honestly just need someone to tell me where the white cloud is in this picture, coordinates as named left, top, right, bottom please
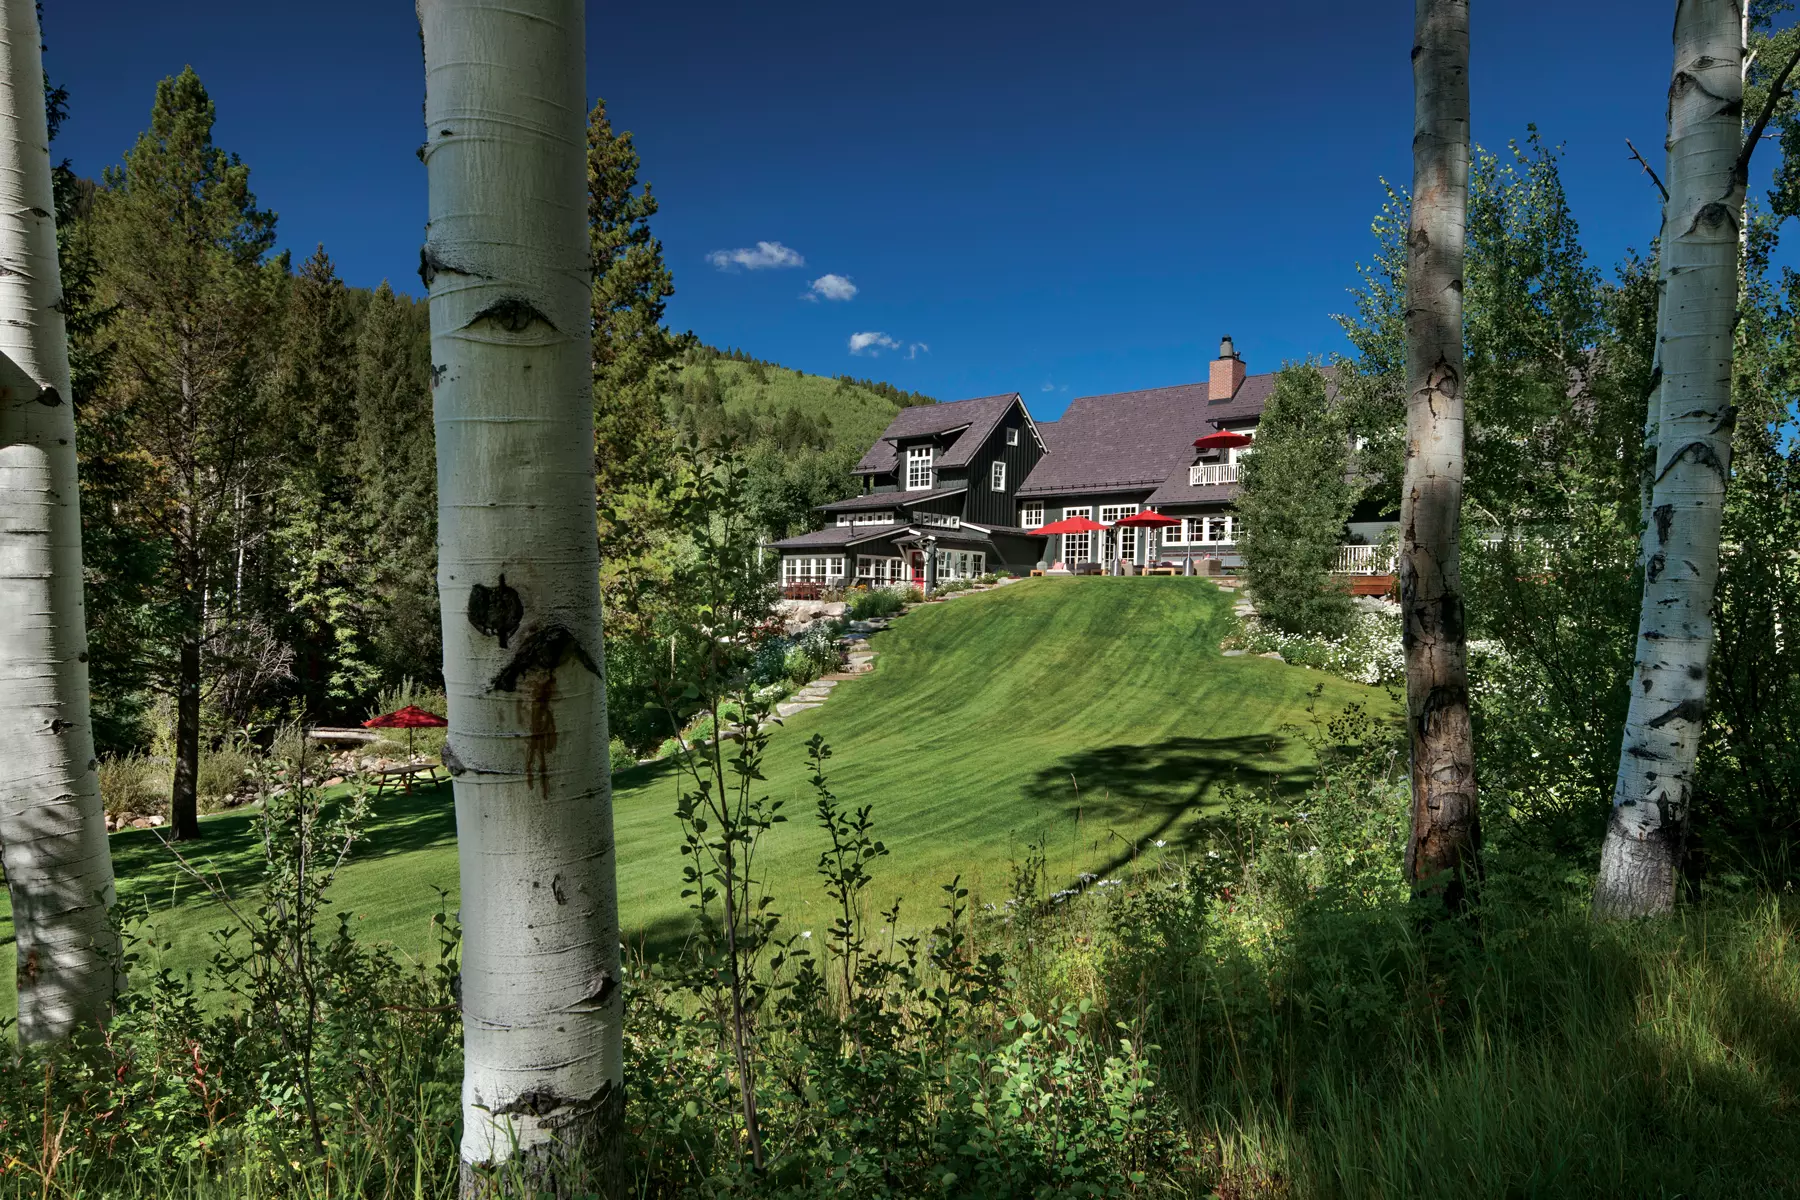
left=1040, top=381, right=1056, bottom=392
left=849, top=331, right=900, bottom=356
left=806, top=273, right=857, bottom=302
left=706, top=240, right=804, bottom=271
left=907, top=342, right=929, bottom=360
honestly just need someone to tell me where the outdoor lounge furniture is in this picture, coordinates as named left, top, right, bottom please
left=1146, top=566, right=1179, bottom=576
left=1075, top=562, right=1103, bottom=576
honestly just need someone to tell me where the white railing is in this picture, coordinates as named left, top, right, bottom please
left=1188, top=462, right=1239, bottom=486
left=1335, top=544, right=1396, bottom=575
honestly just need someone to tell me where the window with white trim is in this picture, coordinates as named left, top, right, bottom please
left=1061, top=506, right=1092, bottom=565
left=905, top=446, right=934, bottom=491
left=856, top=555, right=907, bottom=584
left=934, top=550, right=986, bottom=580
left=1100, top=504, right=1140, bottom=561
left=1006, top=428, right=1020, bottom=446
left=782, top=556, right=845, bottom=583
left=1020, top=502, right=1044, bottom=529
left=990, top=461, right=1006, bottom=491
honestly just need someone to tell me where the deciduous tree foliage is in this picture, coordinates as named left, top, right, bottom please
left=0, top=0, right=120, bottom=1042
left=1236, top=363, right=1356, bottom=638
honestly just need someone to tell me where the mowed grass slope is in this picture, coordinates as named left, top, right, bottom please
left=1, top=578, right=1391, bottom=1013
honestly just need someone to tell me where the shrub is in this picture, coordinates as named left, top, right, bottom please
left=1232, top=604, right=1404, bottom=685
left=97, top=753, right=169, bottom=818
left=783, top=621, right=843, bottom=683
left=196, top=735, right=256, bottom=812
left=846, top=587, right=907, bottom=620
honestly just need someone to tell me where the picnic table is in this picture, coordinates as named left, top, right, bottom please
left=371, top=760, right=450, bottom=796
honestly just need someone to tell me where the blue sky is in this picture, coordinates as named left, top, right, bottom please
left=49, top=2, right=1693, bottom=419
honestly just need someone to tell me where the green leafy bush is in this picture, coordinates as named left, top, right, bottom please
left=97, top=753, right=169, bottom=818
left=846, top=586, right=907, bottom=620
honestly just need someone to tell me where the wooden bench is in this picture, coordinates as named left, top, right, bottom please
left=371, top=761, right=449, bottom=796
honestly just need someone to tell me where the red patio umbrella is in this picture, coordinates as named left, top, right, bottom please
left=363, top=704, right=448, bottom=757
left=1110, top=508, right=1180, bottom=529
left=1193, top=429, right=1254, bottom=451
left=1033, top=514, right=1107, bottom=536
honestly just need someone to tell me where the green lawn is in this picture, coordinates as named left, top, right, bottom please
left=1, top=577, right=1391, bottom=1014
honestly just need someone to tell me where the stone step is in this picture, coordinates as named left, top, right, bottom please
left=776, top=701, right=823, bottom=717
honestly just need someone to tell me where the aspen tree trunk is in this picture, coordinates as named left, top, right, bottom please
left=418, top=1, right=623, bottom=1193
left=0, top=0, right=120, bottom=1041
left=1400, top=0, right=1480, bottom=909
left=1595, top=0, right=1745, bottom=920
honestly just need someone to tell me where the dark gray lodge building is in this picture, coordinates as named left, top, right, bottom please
left=771, top=338, right=1395, bottom=590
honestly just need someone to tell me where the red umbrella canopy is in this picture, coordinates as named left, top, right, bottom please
left=1194, top=429, right=1254, bottom=451
left=1111, top=508, right=1181, bottom=529
left=1034, top=515, right=1107, bottom=535
left=363, top=704, right=449, bottom=730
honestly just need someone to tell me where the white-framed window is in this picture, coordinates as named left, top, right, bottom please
left=1006, top=428, right=1020, bottom=446
left=934, top=550, right=986, bottom=580
left=856, top=555, right=907, bottom=584
left=1100, top=504, right=1140, bottom=561
left=1020, top=502, right=1044, bottom=529
left=990, top=461, right=1006, bottom=491
left=782, top=555, right=845, bottom=583
left=1060, top=507, right=1093, bottom=565
left=906, top=445, right=934, bottom=491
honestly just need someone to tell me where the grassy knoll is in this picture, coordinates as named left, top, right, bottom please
left=670, top=354, right=924, bottom=454
left=0, top=577, right=1389, bottom=1013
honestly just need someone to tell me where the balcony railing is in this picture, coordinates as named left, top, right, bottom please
left=1188, top=462, right=1239, bottom=486
left=1335, top=544, right=1396, bottom=575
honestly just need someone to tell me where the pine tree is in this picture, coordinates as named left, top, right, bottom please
left=1236, top=364, right=1356, bottom=637
left=419, top=1, right=623, bottom=1189
left=271, top=246, right=374, bottom=718
left=0, top=0, right=120, bottom=1041
left=588, top=97, right=683, bottom=638
left=88, top=68, right=281, bottom=840
left=1400, top=0, right=1481, bottom=909
left=352, top=282, right=440, bottom=686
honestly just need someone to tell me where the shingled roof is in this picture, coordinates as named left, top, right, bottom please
left=854, top=393, right=1022, bottom=475
left=1015, top=374, right=1273, bottom=499
left=819, top=485, right=967, bottom=513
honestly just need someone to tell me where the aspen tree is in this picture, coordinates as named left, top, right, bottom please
left=1596, top=1, right=1747, bottom=919
left=0, top=0, right=120, bottom=1041
left=417, top=0, right=623, bottom=1191
left=1400, top=0, right=1481, bottom=908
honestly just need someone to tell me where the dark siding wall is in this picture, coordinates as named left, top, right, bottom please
left=989, top=532, right=1050, bottom=574
left=962, top=403, right=1044, bottom=527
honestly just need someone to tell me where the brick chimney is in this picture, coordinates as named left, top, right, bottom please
left=1209, top=335, right=1245, bottom=401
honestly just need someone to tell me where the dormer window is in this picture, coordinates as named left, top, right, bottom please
left=905, top=445, right=934, bottom=491
left=1006, top=428, right=1020, bottom=446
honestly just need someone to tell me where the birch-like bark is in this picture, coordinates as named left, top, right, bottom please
left=418, top=1, right=622, bottom=1191
left=1595, top=0, right=1745, bottom=920
left=0, top=0, right=120, bottom=1041
left=1400, top=0, right=1480, bottom=908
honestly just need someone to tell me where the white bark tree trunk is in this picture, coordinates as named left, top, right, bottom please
left=418, top=1, right=622, bottom=1190
left=1595, top=0, right=1745, bottom=920
left=1400, top=0, right=1481, bottom=908
left=0, top=0, right=120, bottom=1042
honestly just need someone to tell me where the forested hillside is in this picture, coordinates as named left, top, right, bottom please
left=57, top=71, right=923, bottom=762
left=667, top=345, right=934, bottom=539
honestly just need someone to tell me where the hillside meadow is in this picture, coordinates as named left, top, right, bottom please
left=0, top=577, right=1391, bottom=1017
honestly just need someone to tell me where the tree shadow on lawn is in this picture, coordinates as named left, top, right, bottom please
left=1023, top=734, right=1316, bottom=880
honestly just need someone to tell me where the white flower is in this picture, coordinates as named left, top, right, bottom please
left=800, top=930, right=813, bottom=939
left=1154, top=839, right=1167, bottom=848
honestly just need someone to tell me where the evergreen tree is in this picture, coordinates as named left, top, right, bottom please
left=270, top=246, right=374, bottom=718
left=352, top=282, right=441, bottom=687
left=88, top=67, right=282, bottom=839
left=588, top=96, right=681, bottom=591
left=1236, top=364, right=1356, bottom=637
